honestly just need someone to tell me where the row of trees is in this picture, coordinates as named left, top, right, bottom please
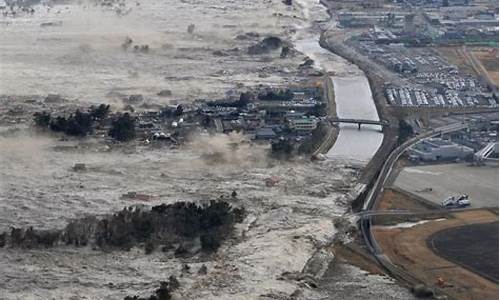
left=33, top=105, right=137, bottom=142
left=1, top=201, right=245, bottom=255
left=257, top=89, right=294, bottom=101
left=33, top=104, right=110, bottom=137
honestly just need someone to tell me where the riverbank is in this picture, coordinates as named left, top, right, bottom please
left=313, top=76, right=338, bottom=156
left=319, top=31, right=399, bottom=186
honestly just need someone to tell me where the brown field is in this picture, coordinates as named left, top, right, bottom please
left=436, top=46, right=477, bottom=75
left=472, top=48, right=499, bottom=87
left=373, top=209, right=499, bottom=300
left=436, top=46, right=498, bottom=88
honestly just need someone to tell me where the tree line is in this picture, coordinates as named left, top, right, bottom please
left=33, top=104, right=137, bottom=142
left=0, top=201, right=245, bottom=256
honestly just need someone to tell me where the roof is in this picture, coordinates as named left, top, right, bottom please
left=255, top=127, right=276, bottom=137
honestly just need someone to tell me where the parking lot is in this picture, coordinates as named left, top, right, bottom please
left=392, top=163, right=499, bottom=208
left=354, top=41, right=498, bottom=108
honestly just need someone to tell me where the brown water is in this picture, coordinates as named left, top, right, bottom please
left=0, top=0, right=414, bottom=298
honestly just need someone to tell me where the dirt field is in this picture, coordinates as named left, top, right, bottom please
left=472, top=48, right=499, bottom=88
left=436, top=47, right=477, bottom=75
left=436, top=46, right=499, bottom=88
left=376, top=187, right=437, bottom=211
left=373, top=209, right=499, bottom=300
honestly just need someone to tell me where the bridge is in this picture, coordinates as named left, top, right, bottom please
left=327, top=117, right=390, bottom=130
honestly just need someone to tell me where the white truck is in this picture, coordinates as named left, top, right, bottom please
left=441, top=194, right=471, bottom=208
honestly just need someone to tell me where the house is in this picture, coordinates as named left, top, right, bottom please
left=255, top=127, right=277, bottom=140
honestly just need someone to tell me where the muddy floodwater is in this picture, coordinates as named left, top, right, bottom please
left=0, top=0, right=411, bottom=299
left=0, top=0, right=305, bottom=104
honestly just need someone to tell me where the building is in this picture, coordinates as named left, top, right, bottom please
left=255, top=127, right=277, bottom=140
left=410, top=138, right=474, bottom=161
left=288, top=117, right=318, bottom=132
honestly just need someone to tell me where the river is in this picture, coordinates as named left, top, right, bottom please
left=293, top=0, right=384, bottom=165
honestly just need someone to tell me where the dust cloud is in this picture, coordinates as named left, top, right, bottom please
left=188, top=132, right=271, bottom=168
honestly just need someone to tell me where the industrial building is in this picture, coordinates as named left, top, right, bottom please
left=410, top=138, right=474, bottom=161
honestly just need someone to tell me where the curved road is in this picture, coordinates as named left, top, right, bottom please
left=359, top=122, right=468, bottom=286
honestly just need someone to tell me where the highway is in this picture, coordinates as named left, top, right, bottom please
left=359, top=122, right=468, bottom=287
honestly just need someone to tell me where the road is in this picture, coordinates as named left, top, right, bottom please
left=359, top=122, right=468, bottom=287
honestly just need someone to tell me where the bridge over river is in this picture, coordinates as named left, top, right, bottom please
left=327, top=117, right=389, bottom=130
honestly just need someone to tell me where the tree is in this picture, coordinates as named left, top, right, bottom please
left=237, top=92, right=252, bottom=108
left=89, top=104, right=110, bottom=121
left=33, top=111, right=51, bottom=128
left=49, top=116, right=68, bottom=132
left=398, top=120, right=414, bottom=145
left=258, top=89, right=293, bottom=101
left=174, top=105, right=184, bottom=117
left=44, top=109, right=93, bottom=136
left=109, top=113, right=136, bottom=142
left=65, top=110, right=93, bottom=136
left=200, top=233, right=220, bottom=252
left=271, top=138, right=294, bottom=159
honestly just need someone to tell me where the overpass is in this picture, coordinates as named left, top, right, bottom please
left=474, top=142, right=499, bottom=165
left=327, top=117, right=390, bottom=130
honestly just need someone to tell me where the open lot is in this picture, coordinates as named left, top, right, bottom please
left=393, top=163, right=499, bottom=208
